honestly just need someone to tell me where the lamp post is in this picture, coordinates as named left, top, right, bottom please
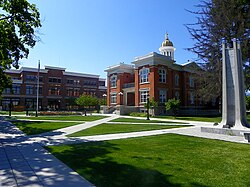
left=102, top=93, right=107, bottom=114
left=102, top=94, right=107, bottom=105
left=8, top=98, right=12, bottom=117
left=146, top=94, right=150, bottom=120
left=118, top=92, right=123, bottom=105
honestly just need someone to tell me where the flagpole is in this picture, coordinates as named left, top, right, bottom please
left=36, top=60, right=40, bottom=117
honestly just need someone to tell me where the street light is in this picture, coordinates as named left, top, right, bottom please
left=118, top=92, right=123, bottom=105
left=146, top=94, right=150, bottom=120
left=102, top=94, right=107, bottom=105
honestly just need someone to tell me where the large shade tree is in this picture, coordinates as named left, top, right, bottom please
left=75, top=94, right=99, bottom=116
left=186, top=0, right=250, bottom=101
left=0, top=0, right=41, bottom=96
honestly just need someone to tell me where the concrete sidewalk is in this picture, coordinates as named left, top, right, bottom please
left=0, top=120, right=94, bottom=187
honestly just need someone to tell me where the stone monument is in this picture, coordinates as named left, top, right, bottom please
left=201, top=39, right=250, bottom=141
left=220, top=39, right=250, bottom=129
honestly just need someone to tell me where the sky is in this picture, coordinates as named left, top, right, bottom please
left=21, top=0, right=201, bottom=79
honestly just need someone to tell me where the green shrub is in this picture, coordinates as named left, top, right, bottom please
left=31, top=111, right=83, bottom=116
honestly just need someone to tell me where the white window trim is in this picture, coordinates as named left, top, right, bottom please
left=159, top=89, right=167, bottom=103
left=110, top=92, right=117, bottom=104
left=110, top=75, right=117, bottom=88
left=140, top=90, right=149, bottom=104
left=159, top=68, right=166, bottom=83
left=139, top=67, right=149, bottom=83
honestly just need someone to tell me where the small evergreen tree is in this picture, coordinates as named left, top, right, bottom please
left=165, top=98, right=181, bottom=118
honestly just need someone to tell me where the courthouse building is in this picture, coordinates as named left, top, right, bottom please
left=1, top=66, right=106, bottom=111
left=105, top=34, right=203, bottom=115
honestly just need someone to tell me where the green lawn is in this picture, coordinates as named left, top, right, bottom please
left=110, top=117, right=186, bottom=124
left=155, top=116, right=222, bottom=122
left=68, top=123, right=190, bottom=137
left=16, top=115, right=107, bottom=121
left=0, top=111, right=26, bottom=115
left=11, top=121, right=80, bottom=135
left=155, top=114, right=250, bottom=123
left=47, top=134, right=250, bottom=187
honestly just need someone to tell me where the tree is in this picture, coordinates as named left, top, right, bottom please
left=0, top=0, right=41, bottom=96
left=186, top=0, right=250, bottom=100
left=246, top=96, right=250, bottom=111
left=144, top=97, right=158, bottom=119
left=165, top=98, right=181, bottom=118
left=75, top=95, right=98, bottom=116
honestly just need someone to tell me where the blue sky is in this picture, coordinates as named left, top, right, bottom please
left=21, top=0, right=200, bottom=78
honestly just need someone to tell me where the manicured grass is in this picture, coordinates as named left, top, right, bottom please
left=47, top=134, right=250, bottom=187
left=155, top=115, right=222, bottom=122
left=110, top=117, right=186, bottom=124
left=11, top=120, right=80, bottom=135
left=68, top=123, right=190, bottom=137
left=0, top=111, right=26, bottom=115
left=16, top=115, right=107, bottom=121
left=155, top=114, right=250, bottom=123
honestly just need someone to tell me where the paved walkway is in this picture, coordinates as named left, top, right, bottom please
left=0, top=120, right=94, bottom=187
left=0, top=114, right=249, bottom=187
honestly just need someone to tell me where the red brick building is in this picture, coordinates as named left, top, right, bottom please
left=1, top=66, right=106, bottom=111
left=105, top=34, right=202, bottom=115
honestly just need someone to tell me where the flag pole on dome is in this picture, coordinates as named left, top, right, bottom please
left=35, top=60, right=40, bottom=117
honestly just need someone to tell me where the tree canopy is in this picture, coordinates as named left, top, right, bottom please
left=186, top=0, right=250, bottom=100
left=0, top=0, right=41, bottom=96
left=165, top=98, right=181, bottom=118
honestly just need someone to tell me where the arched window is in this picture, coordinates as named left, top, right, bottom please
left=175, top=74, right=179, bottom=86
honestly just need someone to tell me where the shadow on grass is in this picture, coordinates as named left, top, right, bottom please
left=10, top=121, right=49, bottom=135
left=46, top=141, right=208, bottom=187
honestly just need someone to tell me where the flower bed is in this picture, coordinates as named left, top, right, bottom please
left=31, top=111, right=83, bottom=116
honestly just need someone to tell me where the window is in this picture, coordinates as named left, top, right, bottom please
left=67, top=88, right=73, bottom=96
left=139, top=68, right=149, bottom=83
left=110, top=93, right=117, bottom=104
left=190, top=92, right=195, bottom=104
left=140, top=90, right=149, bottom=103
left=1, top=98, right=20, bottom=110
left=49, top=87, right=60, bottom=95
left=67, top=79, right=80, bottom=85
left=99, top=81, right=105, bottom=86
left=26, top=85, right=34, bottom=95
left=175, top=91, right=180, bottom=100
left=110, top=75, right=117, bottom=88
left=175, top=74, right=179, bottom=86
left=48, top=77, right=62, bottom=84
left=26, top=75, right=42, bottom=82
left=26, top=75, right=36, bottom=82
left=83, top=80, right=97, bottom=87
left=12, top=84, right=21, bottom=95
left=3, top=88, right=11, bottom=94
left=74, top=89, right=80, bottom=97
left=159, top=90, right=167, bottom=103
left=159, top=68, right=166, bottom=83
left=25, top=98, right=42, bottom=110
left=35, top=87, right=43, bottom=95
left=189, top=75, right=194, bottom=88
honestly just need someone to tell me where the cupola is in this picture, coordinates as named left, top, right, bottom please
left=159, top=33, right=175, bottom=60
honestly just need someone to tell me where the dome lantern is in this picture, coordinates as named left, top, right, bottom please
left=159, top=33, right=175, bottom=60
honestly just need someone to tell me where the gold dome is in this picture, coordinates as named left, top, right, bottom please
left=161, top=33, right=173, bottom=47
